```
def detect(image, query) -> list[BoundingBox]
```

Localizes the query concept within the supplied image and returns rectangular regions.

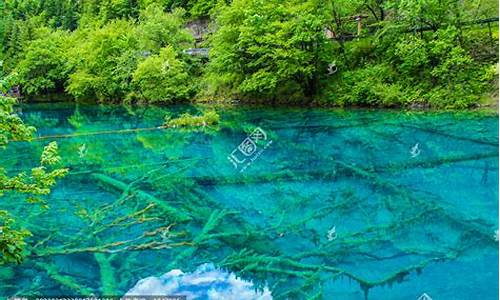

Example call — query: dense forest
[0,0,498,108]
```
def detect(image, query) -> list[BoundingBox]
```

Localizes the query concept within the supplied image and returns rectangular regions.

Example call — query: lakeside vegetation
[0,0,498,108]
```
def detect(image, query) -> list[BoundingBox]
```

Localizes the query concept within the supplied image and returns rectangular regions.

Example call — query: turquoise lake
[0,103,498,299]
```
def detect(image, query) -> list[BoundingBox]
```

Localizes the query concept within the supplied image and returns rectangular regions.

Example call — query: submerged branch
[91,172,192,222]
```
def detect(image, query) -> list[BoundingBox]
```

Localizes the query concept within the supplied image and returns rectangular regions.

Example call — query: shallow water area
[0,103,498,300]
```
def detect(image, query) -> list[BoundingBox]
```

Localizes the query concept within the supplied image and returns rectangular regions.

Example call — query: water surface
[0,103,498,299]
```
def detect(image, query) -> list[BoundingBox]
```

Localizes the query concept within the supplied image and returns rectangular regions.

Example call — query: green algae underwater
[0,102,498,300]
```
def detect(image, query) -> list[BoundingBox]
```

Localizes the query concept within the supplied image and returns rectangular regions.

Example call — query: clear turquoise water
[0,103,498,299]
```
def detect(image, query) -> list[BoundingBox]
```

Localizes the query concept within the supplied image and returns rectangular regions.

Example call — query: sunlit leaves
[132,46,192,103]
[0,210,31,265]
[0,97,35,148]
[137,4,193,52]
[65,5,193,102]
[16,29,71,95]
[67,20,140,101]
[40,142,62,166]
[207,0,334,101]
[0,95,67,264]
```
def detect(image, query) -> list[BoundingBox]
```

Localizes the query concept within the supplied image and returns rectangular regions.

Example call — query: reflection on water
[1,103,498,299]
[126,263,272,299]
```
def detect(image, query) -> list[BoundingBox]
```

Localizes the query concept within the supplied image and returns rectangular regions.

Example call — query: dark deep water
[0,103,498,300]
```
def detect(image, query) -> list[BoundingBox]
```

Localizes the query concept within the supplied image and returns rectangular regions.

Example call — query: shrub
[17,29,70,95]
[67,20,140,101]
[336,64,405,107]
[164,110,220,127]
[137,4,193,53]
[131,46,192,103]
[206,0,334,101]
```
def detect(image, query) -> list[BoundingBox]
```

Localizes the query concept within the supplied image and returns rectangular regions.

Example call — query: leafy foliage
[0,77,67,263]
[164,110,220,127]
[317,0,498,108]
[0,210,31,264]
[328,63,405,106]
[66,20,140,101]
[65,5,192,102]
[163,0,227,18]
[207,0,334,102]
[136,4,193,52]
[0,97,34,147]
[132,46,192,103]
[0,0,498,107]
[16,29,70,95]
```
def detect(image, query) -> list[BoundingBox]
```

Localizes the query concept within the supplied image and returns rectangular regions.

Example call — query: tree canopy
[0,0,498,107]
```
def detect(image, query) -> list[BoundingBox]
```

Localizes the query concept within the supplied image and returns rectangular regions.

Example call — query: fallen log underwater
[91,172,192,222]
[112,151,496,187]
[27,146,495,298]
[333,159,497,243]
[388,123,498,147]
[374,151,498,172]
[94,252,118,295]
[7,105,498,299]
[34,262,94,294]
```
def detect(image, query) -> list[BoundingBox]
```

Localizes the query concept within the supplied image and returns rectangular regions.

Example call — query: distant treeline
[0,0,498,108]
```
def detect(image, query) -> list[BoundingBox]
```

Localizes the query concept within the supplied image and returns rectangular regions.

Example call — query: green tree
[207,0,334,102]
[131,46,192,103]
[67,20,140,101]
[16,28,70,95]
[136,4,193,53]
[161,0,228,17]
[68,5,192,102]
